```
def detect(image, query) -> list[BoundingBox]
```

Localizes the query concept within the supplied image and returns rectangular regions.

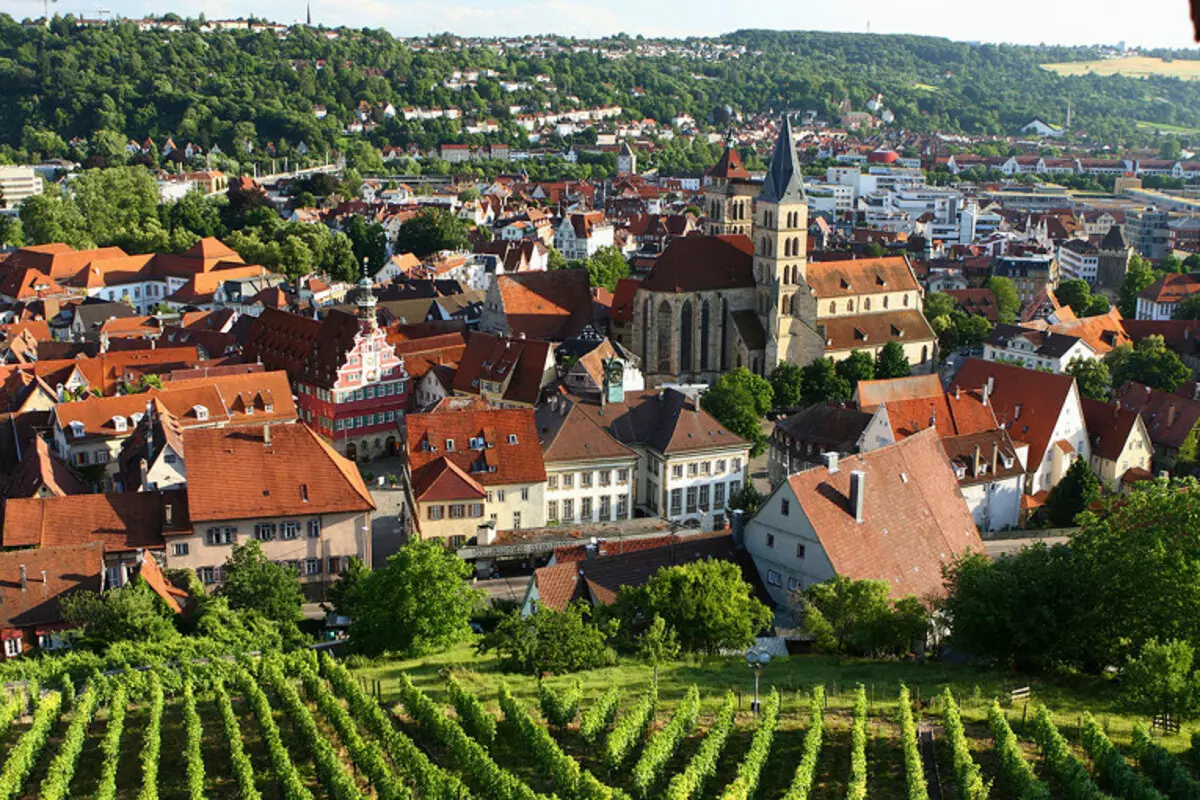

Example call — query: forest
[1,14,1199,168]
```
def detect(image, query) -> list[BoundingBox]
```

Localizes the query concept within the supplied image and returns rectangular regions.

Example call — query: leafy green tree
[19,191,93,249]
[1123,638,1200,721]
[726,483,765,516]
[580,246,629,292]
[619,560,772,654]
[73,166,161,250]
[982,276,1020,324]
[547,246,568,270]
[1118,256,1160,318]
[393,208,470,258]
[0,215,22,248]
[61,581,180,649]
[1175,295,1200,321]
[1159,137,1183,161]
[638,615,680,684]
[700,367,772,456]
[924,291,957,319]
[327,556,369,618]
[215,540,305,638]
[346,541,482,657]
[798,575,929,657]
[874,341,912,378]
[834,350,874,391]
[478,602,616,675]
[1105,335,1191,392]
[1055,278,1109,317]
[769,362,804,408]
[801,358,852,405]
[342,214,388,272]
[1184,254,1200,271]
[1066,356,1112,401]
[1044,457,1101,526]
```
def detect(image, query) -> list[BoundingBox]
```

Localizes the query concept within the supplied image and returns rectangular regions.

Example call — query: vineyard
[0,653,1197,799]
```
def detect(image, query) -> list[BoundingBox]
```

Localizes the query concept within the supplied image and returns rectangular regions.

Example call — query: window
[428,505,444,520]
[688,462,698,477]
[497,489,506,502]
[327,556,343,574]
[714,482,725,508]
[562,473,574,489]
[205,527,236,546]
[788,576,799,590]
[69,421,85,439]
[581,497,593,520]
[781,498,790,516]
[486,491,494,503]
[281,521,300,540]
[520,488,530,501]
[767,569,782,587]
[512,511,522,530]
[766,533,776,548]
[729,479,742,497]
[508,434,518,445]
[548,475,559,490]
[670,489,682,515]
[699,484,710,510]
[617,468,629,483]
[171,542,189,557]
[307,519,322,538]
[197,566,217,584]
[4,638,20,658]
[450,504,465,519]
[701,461,711,475]
[599,470,611,487]
[600,495,611,519]
[685,487,697,513]
[732,458,743,472]
[254,523,276,541]
[445,439,455,451]
[562,499,574,521]
[617,494,629,518]
[581,472,593,488]
[672,464,683,479]
[547,501,558,521]
[796,543,806,559]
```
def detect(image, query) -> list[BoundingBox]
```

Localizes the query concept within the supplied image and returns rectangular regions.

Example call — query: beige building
[171,424,374,600]
[1082,399,1153,491]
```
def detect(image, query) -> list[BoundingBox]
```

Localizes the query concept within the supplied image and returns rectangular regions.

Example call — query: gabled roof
[805,256,919,298]
[0,542,104,630]
[707,145,751,180]
[881,389,997,440]
[951,358,1076,468]
[535,397,636,464]
[1081,398,1143,462]
[854,374,944,412]
[1139,273,1200,305]
[2,490,190,552]
[183,425,374,522]
[1030,308,1129,355]
[407,407,547,488]
[776,404,873,449]
[783,428,985,599]
[495,270,594,340]
[573,388,748,456]
[452,332,553,406]
[818,310,936,353]
[610,278,640,323]
[986,323,1089,359]
[411,456,486,502]
[642,235,754,293]
[1113,381,1200,451]
[758,116,806,204]
[4,434,91,499]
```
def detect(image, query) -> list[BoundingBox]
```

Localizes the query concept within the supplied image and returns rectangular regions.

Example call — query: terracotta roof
[819,310,936,353]
[986,324,1087,359]
[4,434,91,499]
[855,375,944,412]
[1031,308,1129,355]
[944,289,998,322]
[784,428,985,599]
[1113,382,1200,451]
[1122,319,1200,357]
[495,270,594,340]
[1081,398,1143,462]
[642,235,754,293]
[2,490,190,552]
[183,425,372,522]
[805,256,919,299]
[573,388,748,456]
[0,542,105,630]
[951,358,1076,469]
[135,550,187,614]
[452,332,553,406]
[0,245,129,281]
[1139,273,1200,305]
[706,145,751,180]
[388,332,468,381]
[881,390,997,440]
[938,429,1025,486]
[553,533,683,562]
[610,278,640,323]
[410,456,486,502]
[407,407,547,489]
[775,404,873,449]
[535,397,636,464]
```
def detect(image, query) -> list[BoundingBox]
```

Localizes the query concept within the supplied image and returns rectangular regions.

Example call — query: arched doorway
[345,441,358,461]
[386,436,399,457]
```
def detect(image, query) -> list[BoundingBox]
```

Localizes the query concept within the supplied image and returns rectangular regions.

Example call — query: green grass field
[1041,55,1200,80]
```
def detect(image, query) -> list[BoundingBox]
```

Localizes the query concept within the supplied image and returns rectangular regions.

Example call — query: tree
[1175,295,1200,321]
[982,276,1020,324]
[1122,638,1200,722]
[797,575,929,657]
[874,341,912,379]
[19,192,93,249]
[924,291,957,320]
[1105,335,1191,392]
[215,540,305,639]
[61,581,180,650]
[769,362,804,408]
[1159,137,1183,161]
[834,350,874,391]
[1043,457,1101,526]
[700,368,772,456]
[327,556,369,618]
[72,166,162,250]
[1066,356,1111,401]
[346,541,482,657]
[393,208,470,258]
[801,358,852,405]
[342,214,388,272]
[580,246,630,292]
[478,602,616,674]
[1055,278,1109,317]
[637,615,680,684]
[547,247,568,270]
[617,560,772,654]
[1118,256,1159,318]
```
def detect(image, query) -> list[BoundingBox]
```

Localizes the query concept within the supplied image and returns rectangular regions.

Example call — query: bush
[539,680,583,729]
[478,602,616,675]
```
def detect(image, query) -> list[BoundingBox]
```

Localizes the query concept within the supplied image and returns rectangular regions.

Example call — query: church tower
[754,116,810,368]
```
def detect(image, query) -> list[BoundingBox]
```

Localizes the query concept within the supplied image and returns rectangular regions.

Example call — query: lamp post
[744,646,772,714]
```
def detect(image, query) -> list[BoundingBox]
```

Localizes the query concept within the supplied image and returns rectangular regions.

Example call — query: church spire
[758,115,806,204]
[306,1,312,25]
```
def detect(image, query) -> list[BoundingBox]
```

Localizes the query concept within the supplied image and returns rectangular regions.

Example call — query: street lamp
[744,646,772,714]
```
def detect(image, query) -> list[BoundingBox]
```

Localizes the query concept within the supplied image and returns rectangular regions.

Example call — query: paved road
[984,535,1069,558]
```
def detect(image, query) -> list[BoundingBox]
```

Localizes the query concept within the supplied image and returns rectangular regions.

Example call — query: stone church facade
[633,117,937,386]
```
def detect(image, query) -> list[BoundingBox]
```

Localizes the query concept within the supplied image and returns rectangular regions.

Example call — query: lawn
[351,641,1196,752]
[1040,56,1200,80]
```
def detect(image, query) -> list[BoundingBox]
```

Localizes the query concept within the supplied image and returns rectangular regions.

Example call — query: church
[631,117,938,385]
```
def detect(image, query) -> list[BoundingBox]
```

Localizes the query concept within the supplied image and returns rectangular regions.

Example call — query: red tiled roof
[183,425,374,522]
[411,456,486,502]
[452,332,553,407]
[495,270,594,340]
[785,428,985,599]
[407,407,546,488]
[819,310,936,353]
[642,235,754,293]
[610,278,640,323]
[706,146,751,179]
[2,490,190,552]
[1139,273,1200,305]
[0,542,104,630]
[1113,381,1200,451]
[806,256,919,299]
[944,289,998,322]
[1081,398,1142,462]
[882,390,997,440]
[855,375,944,412]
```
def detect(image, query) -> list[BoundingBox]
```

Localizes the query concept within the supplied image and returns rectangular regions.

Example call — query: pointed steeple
[306,1,312,25]
[758,115,806,204]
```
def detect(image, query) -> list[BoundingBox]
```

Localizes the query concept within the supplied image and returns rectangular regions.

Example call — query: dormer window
[508,434,518,445]
[69,421,85,439]
[112,415,128,432]
[469,436,484,449]
[953,463,966,479]
[193,404,209,421]
[264,403,274,413]
[445,439,455,451]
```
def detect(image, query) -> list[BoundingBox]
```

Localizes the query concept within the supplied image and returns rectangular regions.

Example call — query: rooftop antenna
[43,0,57,27]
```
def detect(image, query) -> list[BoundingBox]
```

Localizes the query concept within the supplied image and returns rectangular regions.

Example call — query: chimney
[263,424,272,446]
[980,384,988,407]
[1013,403,1022,421]
[928,410,936,429]
[991,444,999,475]
[19,565,27,591]
[986,375,995,397]
[823,452,839,473]
[139,458,150,492]
[56,383,65,403]
[165,503,173,527]
[1168,404,1177,428]
[954,386,961,400]
[849,470,866,524]
[1193,382,1200,402]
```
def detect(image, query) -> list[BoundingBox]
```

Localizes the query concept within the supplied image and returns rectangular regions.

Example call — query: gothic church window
[656,302,672,373]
